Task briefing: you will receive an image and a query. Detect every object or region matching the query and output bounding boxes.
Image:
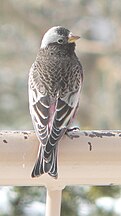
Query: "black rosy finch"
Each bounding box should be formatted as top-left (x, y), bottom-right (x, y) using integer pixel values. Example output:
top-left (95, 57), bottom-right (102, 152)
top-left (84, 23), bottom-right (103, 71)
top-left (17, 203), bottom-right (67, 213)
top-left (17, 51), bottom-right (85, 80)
top-left (29, 26), bottom-right (83, 179)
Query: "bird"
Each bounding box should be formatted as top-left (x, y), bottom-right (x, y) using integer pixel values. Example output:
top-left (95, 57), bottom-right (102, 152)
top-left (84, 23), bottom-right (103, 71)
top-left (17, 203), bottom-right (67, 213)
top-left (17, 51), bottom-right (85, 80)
top-left (29, 26), bottom-right (83, 179)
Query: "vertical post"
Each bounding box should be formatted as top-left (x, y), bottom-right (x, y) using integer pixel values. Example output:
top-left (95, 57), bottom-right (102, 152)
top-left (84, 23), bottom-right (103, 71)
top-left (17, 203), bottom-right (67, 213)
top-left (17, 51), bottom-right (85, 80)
top-left (45, 188), bottom-right (62, 216)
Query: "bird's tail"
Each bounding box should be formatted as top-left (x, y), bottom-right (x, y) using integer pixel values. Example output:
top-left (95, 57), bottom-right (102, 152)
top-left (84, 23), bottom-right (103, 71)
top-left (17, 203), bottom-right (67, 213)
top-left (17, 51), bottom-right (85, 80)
top-left (31, 146), bottom-right (58, 179)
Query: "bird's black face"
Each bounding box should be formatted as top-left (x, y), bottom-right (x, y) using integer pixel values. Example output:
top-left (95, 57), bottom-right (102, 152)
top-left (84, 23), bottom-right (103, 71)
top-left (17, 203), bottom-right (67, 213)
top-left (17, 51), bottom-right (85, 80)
top-left (41, 26), bottom-right (80, 48)
top-left (56, 27), bottom-right (70, 45)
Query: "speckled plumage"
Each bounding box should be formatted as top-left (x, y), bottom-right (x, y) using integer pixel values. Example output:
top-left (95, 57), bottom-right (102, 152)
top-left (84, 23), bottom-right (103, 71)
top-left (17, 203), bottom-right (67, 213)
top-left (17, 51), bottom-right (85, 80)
top-left (29, 26), bottom-right (83, 178)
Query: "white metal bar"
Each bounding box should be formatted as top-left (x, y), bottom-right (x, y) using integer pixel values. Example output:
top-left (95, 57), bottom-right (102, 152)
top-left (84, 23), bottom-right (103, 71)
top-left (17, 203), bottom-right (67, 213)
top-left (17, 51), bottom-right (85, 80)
top-left (45, 189), bottom-right (62, 216)
top-left (0, 130), bottom-right (121, 187)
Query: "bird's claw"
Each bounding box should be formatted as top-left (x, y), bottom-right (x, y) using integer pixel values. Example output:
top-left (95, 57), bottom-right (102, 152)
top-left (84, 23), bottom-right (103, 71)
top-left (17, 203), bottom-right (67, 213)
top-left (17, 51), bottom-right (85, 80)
top-left (65, 127), bottom-right (80, 139)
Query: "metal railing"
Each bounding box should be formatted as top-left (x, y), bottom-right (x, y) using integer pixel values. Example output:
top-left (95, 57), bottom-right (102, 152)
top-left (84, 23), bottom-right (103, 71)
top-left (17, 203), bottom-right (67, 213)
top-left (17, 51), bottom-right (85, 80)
top-left (0, 130), bottom-right (121, 216)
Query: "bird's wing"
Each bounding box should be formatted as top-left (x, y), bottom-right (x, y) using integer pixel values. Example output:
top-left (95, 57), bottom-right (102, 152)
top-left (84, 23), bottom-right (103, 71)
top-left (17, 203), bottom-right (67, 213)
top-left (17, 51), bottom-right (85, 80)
top-left (29, 63), bottom-right (50, 146)
top-left (44, 64), bottom-right (83, 161)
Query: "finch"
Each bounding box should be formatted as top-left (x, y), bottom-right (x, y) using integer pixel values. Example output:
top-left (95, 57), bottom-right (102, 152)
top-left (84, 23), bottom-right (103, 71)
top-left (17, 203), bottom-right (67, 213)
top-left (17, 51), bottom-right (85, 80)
top-left (29, 26), bottom-right (83, 178)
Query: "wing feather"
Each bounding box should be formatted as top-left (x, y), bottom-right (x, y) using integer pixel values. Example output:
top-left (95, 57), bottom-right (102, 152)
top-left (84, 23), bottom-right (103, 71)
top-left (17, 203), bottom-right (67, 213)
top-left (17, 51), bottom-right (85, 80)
top-left (29, 63), bottom-right (50, 146)
top-left (44, 89), bottom-right (80, 160)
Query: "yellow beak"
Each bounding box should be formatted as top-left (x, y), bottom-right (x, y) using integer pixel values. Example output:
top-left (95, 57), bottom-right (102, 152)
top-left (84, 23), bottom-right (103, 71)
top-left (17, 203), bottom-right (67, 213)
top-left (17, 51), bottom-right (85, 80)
top-left (68, 33), bottom-right (80, 43)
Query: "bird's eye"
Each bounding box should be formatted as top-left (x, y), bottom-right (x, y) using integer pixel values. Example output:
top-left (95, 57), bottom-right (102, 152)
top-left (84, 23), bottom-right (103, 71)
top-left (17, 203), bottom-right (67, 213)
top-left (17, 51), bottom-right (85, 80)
top-left (57, 39), bottom-right (64, 44)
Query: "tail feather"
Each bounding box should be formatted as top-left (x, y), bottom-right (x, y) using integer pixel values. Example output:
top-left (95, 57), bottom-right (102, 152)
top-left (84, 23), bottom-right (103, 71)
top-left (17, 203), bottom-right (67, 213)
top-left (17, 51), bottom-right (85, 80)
top-left (31, 147), bottom-right (44, 177)
top-left (48, 148), bottom-right (58, 179)
top-left (31, 146), bottom-right (58, 178)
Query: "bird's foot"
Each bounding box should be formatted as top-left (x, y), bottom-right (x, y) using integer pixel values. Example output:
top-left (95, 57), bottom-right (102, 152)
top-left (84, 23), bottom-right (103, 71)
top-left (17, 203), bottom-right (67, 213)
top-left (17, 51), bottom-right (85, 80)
top-left (65, 127), bottom-right (80, 139)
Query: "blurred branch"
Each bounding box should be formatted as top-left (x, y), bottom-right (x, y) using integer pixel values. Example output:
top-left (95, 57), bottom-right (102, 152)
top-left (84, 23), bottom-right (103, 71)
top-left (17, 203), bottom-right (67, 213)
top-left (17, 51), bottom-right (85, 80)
top-left (78, 38), bottom-right (121, 55)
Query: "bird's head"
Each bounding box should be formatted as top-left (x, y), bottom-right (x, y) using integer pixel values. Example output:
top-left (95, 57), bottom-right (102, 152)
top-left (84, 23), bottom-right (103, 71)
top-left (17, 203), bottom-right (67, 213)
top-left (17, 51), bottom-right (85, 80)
top-left (41, 26), bottom-right (80, 48)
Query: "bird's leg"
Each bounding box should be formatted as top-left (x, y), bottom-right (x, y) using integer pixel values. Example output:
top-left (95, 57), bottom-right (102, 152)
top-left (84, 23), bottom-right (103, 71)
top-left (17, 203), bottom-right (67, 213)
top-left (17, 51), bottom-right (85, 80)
top-left (65, 127), bottom-right (80, 139)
